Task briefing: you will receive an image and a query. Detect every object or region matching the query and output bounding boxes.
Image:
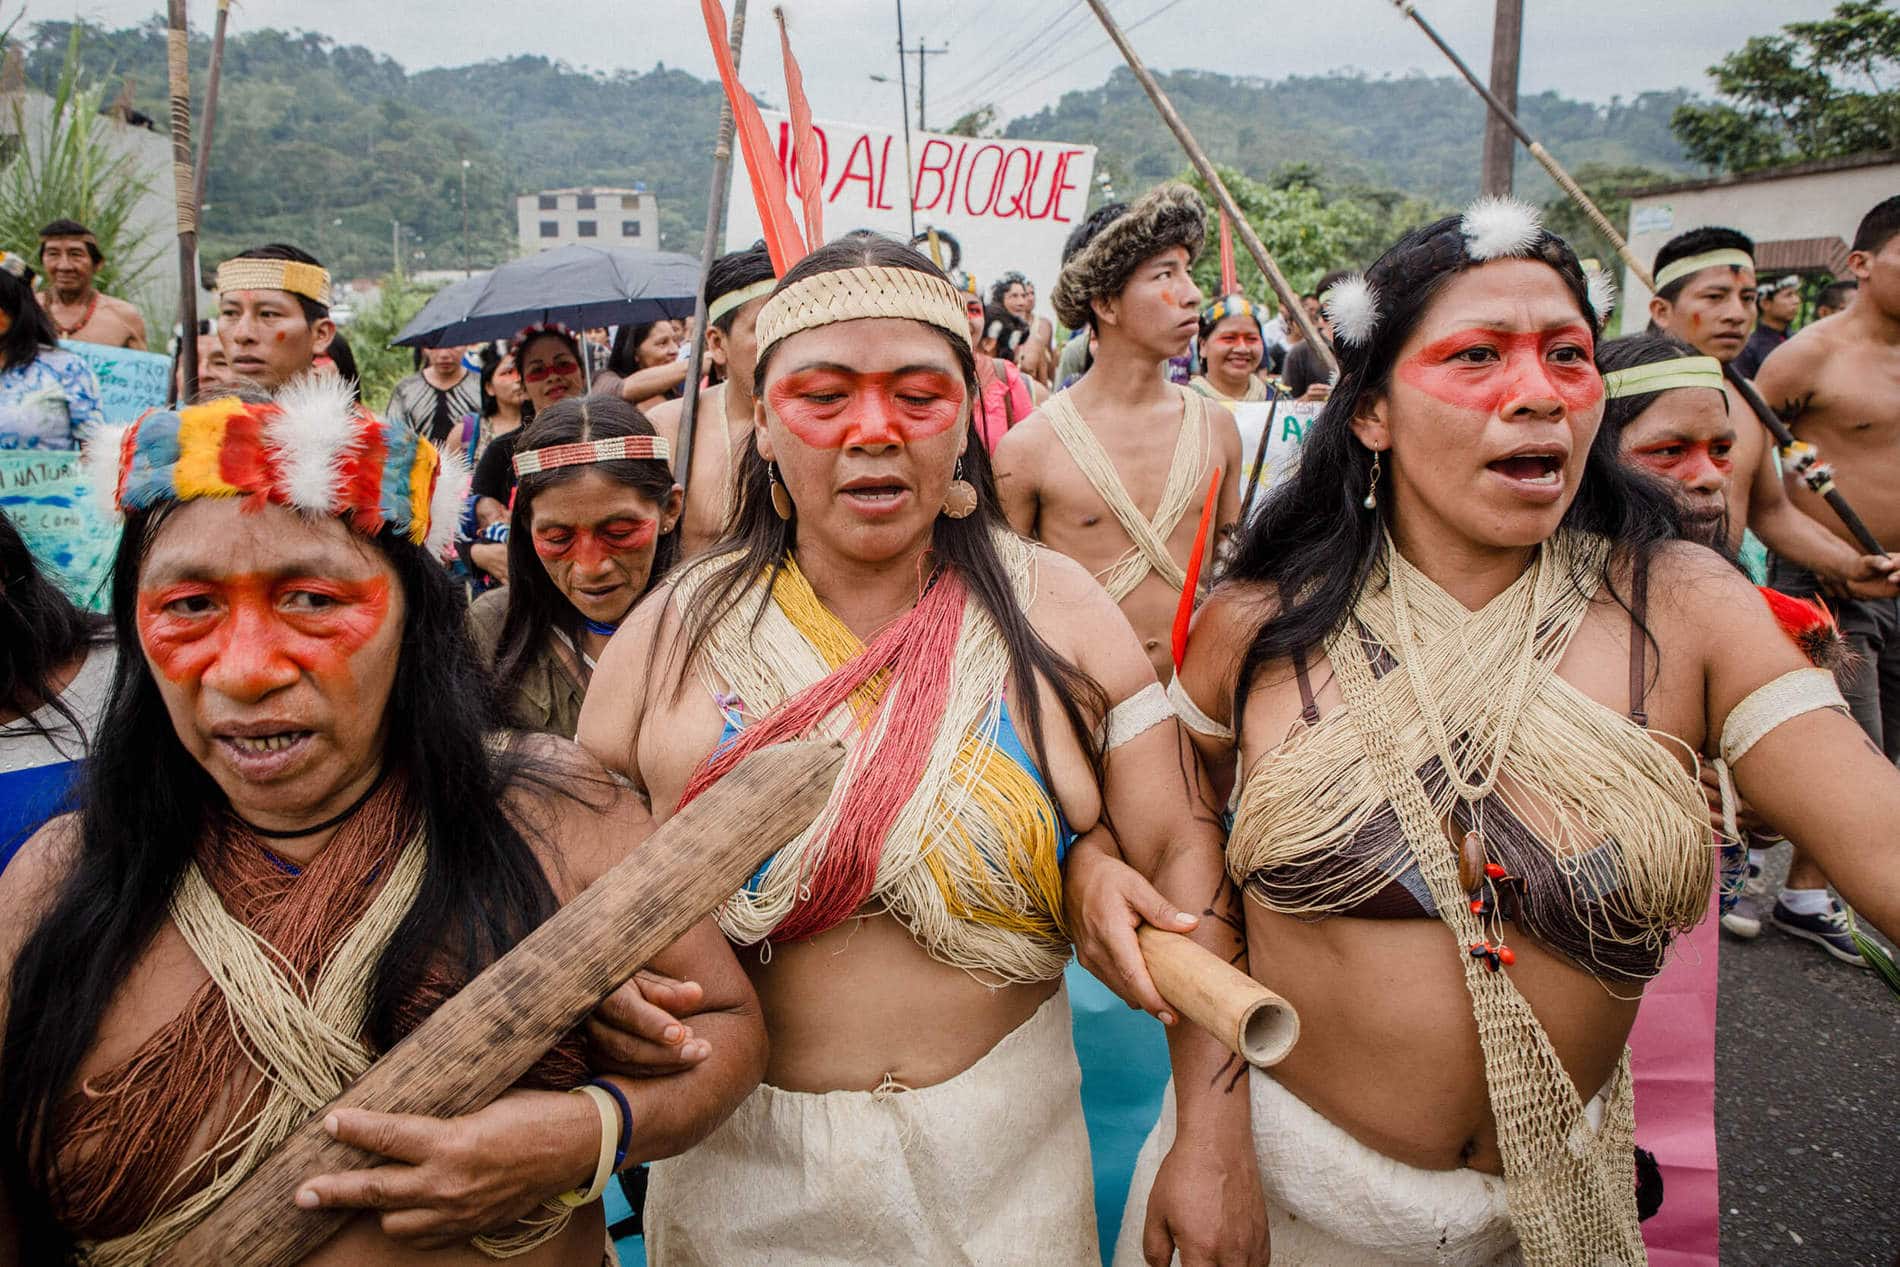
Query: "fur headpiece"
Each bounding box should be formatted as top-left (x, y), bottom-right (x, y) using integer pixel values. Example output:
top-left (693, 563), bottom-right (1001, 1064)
top-left (1325, 195), bottom-right (1608, 357)
top-left (82, 375), bottom-right (466, 556)
top-left (1052, 183), bottom-right (1207, 329)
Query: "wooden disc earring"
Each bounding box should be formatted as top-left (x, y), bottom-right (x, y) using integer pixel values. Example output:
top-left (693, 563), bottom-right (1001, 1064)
top-left (942, 459), bottom-right (978, 519)
top-left (769, 462), bottom-right (794, 521)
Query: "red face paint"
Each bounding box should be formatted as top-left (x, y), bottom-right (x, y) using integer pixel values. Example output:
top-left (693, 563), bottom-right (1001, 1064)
top-left (1628, 438), bottom-right (1734, 487)
top-left (532, 516), bottom-right (658, 567)
top-left (1211, 332), bottom-right (1262, 351)
top-left (274, 330), bottom-right (286, 343)
top-left (1396, 324), bottom-right (1601, 414)
top-left (766, 367), bottom-right (965, 449)
top-left (137, 573), bottom-right (391, 695)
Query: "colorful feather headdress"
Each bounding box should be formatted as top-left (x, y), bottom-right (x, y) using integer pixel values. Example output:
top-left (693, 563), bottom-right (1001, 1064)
top-left (82, 375), bottom-right (467, 555)
top-left (699, 0), bottom-right (971, 359)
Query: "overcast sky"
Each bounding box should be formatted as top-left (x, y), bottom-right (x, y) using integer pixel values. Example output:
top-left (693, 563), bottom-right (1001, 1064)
top-left (60, 0), bottom-right (1832, 131)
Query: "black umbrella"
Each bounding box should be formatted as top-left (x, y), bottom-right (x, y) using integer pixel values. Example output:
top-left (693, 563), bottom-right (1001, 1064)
top-left (393, 244), bottom-right (703, 348)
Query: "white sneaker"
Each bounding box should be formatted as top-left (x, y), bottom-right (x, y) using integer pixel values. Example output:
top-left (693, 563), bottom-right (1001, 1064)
top-left (1720, 865), bottom-right (1768, 940)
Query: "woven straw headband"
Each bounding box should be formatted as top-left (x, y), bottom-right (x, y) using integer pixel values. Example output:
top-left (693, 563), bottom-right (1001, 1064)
top-left (707, 278), bottom-right (777, 327)
top-left (1653, 248), bottom-right (1753, 293)
top-left (513, 435), bottom-right (673, 478)
top-left (1602, 356), bottom-right (1727, 400)
top-left (216, 258), bottom-right (333, 307)
top-left (754, 265), bottom-right (973, 359)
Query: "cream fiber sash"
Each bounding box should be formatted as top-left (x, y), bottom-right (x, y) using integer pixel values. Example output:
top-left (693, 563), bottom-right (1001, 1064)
top-left (1228, 531), bottom-right (1710, 1265)
top-left (673, 530), bottom-right (1073, 984)
top-left (1042, 386), bottom-right (1210, 600)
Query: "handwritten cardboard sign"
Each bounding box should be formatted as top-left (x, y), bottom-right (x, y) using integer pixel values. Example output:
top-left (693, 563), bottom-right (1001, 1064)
top-left (60, 340), bottom-right (171, 425)
top-left (1, 450), bottom-right (119, 610)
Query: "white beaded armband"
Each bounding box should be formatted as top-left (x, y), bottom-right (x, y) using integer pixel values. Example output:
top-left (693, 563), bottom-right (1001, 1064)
top-left (1166, 675), bottom-right (1234, 744)
top-left (1719, 667), bottom-right (1848, 768)
top-left (1102, 682), bottom-right (1174, 751)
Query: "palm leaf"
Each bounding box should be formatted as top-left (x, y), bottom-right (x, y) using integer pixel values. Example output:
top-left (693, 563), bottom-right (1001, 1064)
top-left (1845, 908), bottom-right (1900, 1001)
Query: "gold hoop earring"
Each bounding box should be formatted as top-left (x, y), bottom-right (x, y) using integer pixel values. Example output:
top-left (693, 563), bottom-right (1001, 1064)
top-left (1363, 450), bottom-right (1382, 511)
top-left (769, 462), bottom-right (794, 521)
top-left (942, 458), bottom-right (978, 520)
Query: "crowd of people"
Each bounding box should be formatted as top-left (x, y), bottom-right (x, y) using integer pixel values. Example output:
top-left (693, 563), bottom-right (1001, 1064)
top-left (0, 174), bottom-right (1896, 1267)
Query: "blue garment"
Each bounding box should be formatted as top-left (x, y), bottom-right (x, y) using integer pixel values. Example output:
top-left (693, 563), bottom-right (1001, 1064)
top-left (0, 645), bottom-right (114, 875)
top-left (0, 759), bottom-right (83, 872)
top-left (0, 347), bottom-right (105, 449)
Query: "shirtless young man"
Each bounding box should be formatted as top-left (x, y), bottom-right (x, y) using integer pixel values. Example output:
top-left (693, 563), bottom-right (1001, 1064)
top-left (214, 243), bottom-right (338, 392)
top-left (644, 244), bottom-right (775, 559)
top-left (1647, 226), bottom-right (1897, 596)
top-left (993, 183), bottom-right (1243, 682)
top-left (1756, 195), bottom-right (1900, 765)
top-left (36, 219), bottom-right (147, 350)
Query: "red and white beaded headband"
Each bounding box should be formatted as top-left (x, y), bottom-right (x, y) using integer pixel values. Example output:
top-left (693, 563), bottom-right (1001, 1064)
top-left (513, 435), bottom-right (672, 478)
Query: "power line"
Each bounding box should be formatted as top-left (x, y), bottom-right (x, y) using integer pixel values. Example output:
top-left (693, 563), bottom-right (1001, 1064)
top-left (930, 0), bottom-right (1084, 114)
top-left (985, 0), bottom-right (1194, 117)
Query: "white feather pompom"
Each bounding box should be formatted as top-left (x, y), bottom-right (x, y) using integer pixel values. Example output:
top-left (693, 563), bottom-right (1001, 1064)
top-left (79, 421), bottom-right (131, 518)
top-left (424, 447), bottom-right (471, 557)
top-left (266, 373), bottom-right (360, 515)
top-left (1322, 274), bottom-right (1380, 347)
top-left (1460, 196), bottom-right (1543, 261)
top-left (1586, 267), bottom-right (1618, 323)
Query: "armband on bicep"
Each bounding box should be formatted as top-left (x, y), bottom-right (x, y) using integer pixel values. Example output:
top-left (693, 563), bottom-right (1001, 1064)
top-left (1165, 675), bottom-right (1233, 744)
top-left (1719, 667), bottom-right (1848, 767)
top-left (1101, 682), bottom-right (1174, 751)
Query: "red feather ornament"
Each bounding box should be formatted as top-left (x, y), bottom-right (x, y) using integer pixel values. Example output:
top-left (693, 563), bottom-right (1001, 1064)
top-left (1756, 585), bottom-right (1854, 676)
top-left (700, 0), bottom-right (806, 275)
top-left (1172, 467), bottom-right (1223, 672)
top-left (776, 9), bottom-right (824, 250)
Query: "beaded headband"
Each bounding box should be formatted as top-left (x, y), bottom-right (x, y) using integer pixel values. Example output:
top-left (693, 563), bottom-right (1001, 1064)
top-left (513, 434), bottom-right (672, 477)
top-left (754, 264), bottom-right (973, 359)
top-left (215, 258), bottom-right (333, 307)
top-left (0, 251), bottom-right (31, 281)
top-left (1201, 293), bottom-right (1264, 330)
top-left (82, 375), bottom-right (465, 554)
top-left (1602, 356), bottom-right (1726, 400)
top-left (706, 278), bottom-right (777, 327)
top-left (1653, 248), bottom-right (1754, 293)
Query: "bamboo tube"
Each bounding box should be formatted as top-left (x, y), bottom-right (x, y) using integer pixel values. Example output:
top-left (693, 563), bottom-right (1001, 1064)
top-left (156, 738), bottom-right (845, 1267)
top-left (1139, 926), bottom-right (1299, 1067)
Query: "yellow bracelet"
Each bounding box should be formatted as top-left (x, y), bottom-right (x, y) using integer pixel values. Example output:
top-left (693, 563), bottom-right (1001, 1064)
top-left (558, 1084), bottom-right (620, 1208)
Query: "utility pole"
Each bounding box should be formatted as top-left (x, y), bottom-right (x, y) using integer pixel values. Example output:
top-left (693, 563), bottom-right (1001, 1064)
top-left (894, 0), bottom-right (917, 236)
top-left (911, 35), bottom-right (949, 132)
top-left (460, 158), bottom-right (472, 276)
top-left (1481, 0), bottom-right (1523, 197)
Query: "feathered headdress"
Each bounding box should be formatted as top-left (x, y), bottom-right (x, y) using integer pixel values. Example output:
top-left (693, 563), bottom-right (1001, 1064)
top-left (81, 375), bottom-right (466, 556)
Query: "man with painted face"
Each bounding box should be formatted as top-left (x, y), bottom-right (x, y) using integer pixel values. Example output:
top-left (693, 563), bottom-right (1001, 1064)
top-left (645, 243), bottom-right (777, 558)
top-left (1647, 227), bottom-right (1898, 600)
top-left (214, 243), bottom-right (338, 393)
top-left (36, 219), bottom-right (147, 350)
top-left (993, 183), bottom-right (1244, 683)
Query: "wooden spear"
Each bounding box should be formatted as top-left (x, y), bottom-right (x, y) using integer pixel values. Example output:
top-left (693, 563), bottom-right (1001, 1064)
top-left (191, 0), bottom-right (232, 213)
top-left (165, 0), bottom-right (199, 403)
top-left (156, 738), bottom-right (844, 1267)
top-left (1391, 0), bottom-right (1888, 558)
top-left (675, 0), bottom-right (750, 501)
top-left (1080, 0), bottom-right (1334, 375)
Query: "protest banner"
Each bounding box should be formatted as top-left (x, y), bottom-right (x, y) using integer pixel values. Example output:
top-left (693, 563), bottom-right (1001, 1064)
top-left (1230, 398), bottom-right (1321, 509)
top-left (0, 449), bottom-right (118, 609)
top-left (60, 340), bottom-right (172, 424)
top-left (726, 111), bottom-right (1095, 320)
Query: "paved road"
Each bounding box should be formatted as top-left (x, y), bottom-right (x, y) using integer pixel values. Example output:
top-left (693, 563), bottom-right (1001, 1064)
top-left (1716, 853), bottom-right (1898, 1266)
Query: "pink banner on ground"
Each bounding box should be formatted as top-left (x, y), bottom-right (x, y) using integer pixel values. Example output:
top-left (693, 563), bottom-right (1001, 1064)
top-left (1627, 889), bottom-right (1721, 1266)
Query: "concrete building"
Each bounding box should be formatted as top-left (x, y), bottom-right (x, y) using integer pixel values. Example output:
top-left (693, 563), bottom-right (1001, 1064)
top-left (516, 185), bottom-right (658, 256)
top-left (1620, 151), bottom-right (1899, 313)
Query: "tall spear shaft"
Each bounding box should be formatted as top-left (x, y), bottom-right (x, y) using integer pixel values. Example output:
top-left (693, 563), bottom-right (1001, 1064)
top-left (1391, 0), bottom-right (1887, 558)
top-left (1081, 0), bottom-right (1333, 373)
top-left (165, 0), bottom-right (199, 402)
top-left (675, 0), bottom-right (749, 500)
top-left (191, 0), bottom-right (232, 213)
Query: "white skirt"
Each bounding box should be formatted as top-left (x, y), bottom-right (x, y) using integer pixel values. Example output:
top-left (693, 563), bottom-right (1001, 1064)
top-left (1114, 1071), bottom-right (1528, 1267)
top-left (646, 986), bottom-right (1099, 1266)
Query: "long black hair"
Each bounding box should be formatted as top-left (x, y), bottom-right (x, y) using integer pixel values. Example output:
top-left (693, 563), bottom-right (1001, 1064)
top-left (676, 231), bottom-right (1108, 797)
top-left (0, 508), bottom-right (109, 745)
top-left (1226, 213), bottom-right (1685, 716)
top-left (0, 267), bottom-right (60, 371)
top-left (608, 319), bottom-right (677, 381)
top-left (0, 507), bottom-right (574, 1257)
top-left (494, 396), bottom-right (681, 690)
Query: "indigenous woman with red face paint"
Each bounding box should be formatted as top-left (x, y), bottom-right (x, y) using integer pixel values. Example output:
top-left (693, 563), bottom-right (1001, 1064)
top-left (1190, 295), bottom-right (1270, 405)
top-left (1070, 199), bottom-right (1900, 1266)
top-left (470, 326), bottom-right (592, 586)
top-left (469, 397), bottom-right (682, 739)
top-left (0, 379), bottom-right (764, 1265)
top-left (577, 231), bottom-right (1264, 1266)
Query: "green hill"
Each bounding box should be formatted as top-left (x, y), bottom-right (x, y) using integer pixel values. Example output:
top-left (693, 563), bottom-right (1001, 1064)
top-left (14, 19), bottom-right (1694, 283)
